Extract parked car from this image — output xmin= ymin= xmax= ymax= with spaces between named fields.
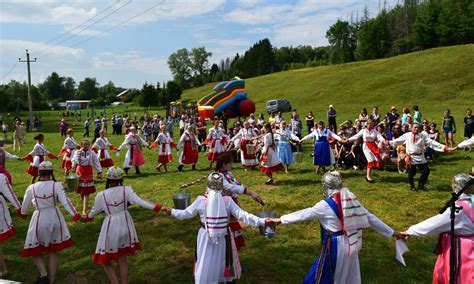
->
xmin=266 ymin=99 xmax=292 ymax=114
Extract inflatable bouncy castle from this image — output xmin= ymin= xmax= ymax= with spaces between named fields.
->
xmin=198 ymin=77 xmax=256 ymax=119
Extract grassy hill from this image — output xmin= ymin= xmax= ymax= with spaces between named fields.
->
xmin=183 ymin=44 xmax=474 ymax=124
xmin=2 ymin=45 xmax=473 ymax=283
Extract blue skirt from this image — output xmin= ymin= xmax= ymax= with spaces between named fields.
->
xmin=303 ymin=233 xmax=338 ymax=284
xmin=277 ymin=141 xmax=294 ymax=164
xmin=313 ymin=140 xmax=332 ymax=166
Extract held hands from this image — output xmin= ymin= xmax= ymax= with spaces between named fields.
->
xmin=394 ymin=231 xmax=409 ymax=240
xmin=264 ymin=217 xmax=281 ymax=226
xmin=445 ymin=146 xmax=457 ymax=153
xmin=17 ymin=208 xmax=27 ymax=219
xmin=161 ymin=206 xmax=172 ymax=215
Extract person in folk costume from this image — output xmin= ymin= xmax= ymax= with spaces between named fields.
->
xmin=275 ymin=120 xmax=300 ymax=173
xmin=347 ymin=119 xmax=386 ymax=183
xmin=72 ymin=139 xmax=102 ymax=216
xmin=117 ymin=126 xmax=148 ymax=175
xmin=268 ymin=171 xmax=404 ymax=284
xmin=389 ymin=123 xmax=456 ymax=191
xmin=0 ymin=173 xmax=25 ymax=278
xmin=230 ymin=121 xmax=259 ymax=171
xmin=300 ymin=121 xmax=343 ymax=174
xmin=177 ymin=124 xmax=201 ymax=172
xmin=151 ymin=124 xmax=175 ymax=173
xmin=58 ymin=128 xmax=80 ymax=176
xmin=402 ymin=173 xmax=474 ymax=284
xmin=163 ymin=173 xmax=269 ymax=284
xmin=92 ymin=129 xmax=116 ymax=169
xmin=0 ymin=138 xmax=21 ymax=185
xmin=215 ymin=154 xmax=264 ymax=251
xmin=259 ymin=123 xmax=284 ymax=184
xmin=20 ymin=161 xmax=81 ymax=284
xmin=23 ymin=134 xmax=58 ymax=184
xmin=81 ymin=167 xmax=167 ymax=284
xmin=457 ymin=136 xmax=474 ymax=150
xmin=205 ymin=118 xmax=229 ymax=170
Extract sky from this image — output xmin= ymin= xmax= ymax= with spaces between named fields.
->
xmin=0 ymin=0 xmax=399 ymax=89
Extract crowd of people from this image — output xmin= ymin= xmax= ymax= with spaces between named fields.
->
xmin=0 ymin=103 xmax=473 ymax=284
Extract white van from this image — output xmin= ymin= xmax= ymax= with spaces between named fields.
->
xmin=266 ymin=99 xmax=292 ymax=114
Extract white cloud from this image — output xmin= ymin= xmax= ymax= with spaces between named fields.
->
xmin=206 ymin=38 xmax=251 ymax=47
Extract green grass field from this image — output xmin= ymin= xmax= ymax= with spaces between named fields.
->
xmin=2 ymin=45 xmax=473 ymax=283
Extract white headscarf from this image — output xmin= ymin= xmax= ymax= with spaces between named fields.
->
xmin=205 ymin=173 xmax=228 ymax=244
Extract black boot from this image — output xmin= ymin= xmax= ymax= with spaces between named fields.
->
xmin=192 ymin=164 xmax=196 ymax=171
xmin=135 ymin=166 xmax=141 ymax=174
xmin=34 ymin=275 xmax=50 ymax=284
xmin=178 ymin=165 xmax=184 ymax=172
xmin=124 ymin=168 xmax=129 ymax=174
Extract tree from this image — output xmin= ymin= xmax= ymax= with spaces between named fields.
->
xmin=39 ymin=72 xmax=65 ymax=101
xmin=166 ymin=81 xmax=182 ymax=102
xmin=76 ymin=77 xmax=99 ymax=100
xmin=137 ymin=83 xmax=158 ymax=108
xmin=167 ymin=48 xmax=192 ymax=89
xmin=209 ymin=63 xmax=219 ymax=81
xmin=190 ymin=47 xmax=212 ymax=78
xmin=98 ymin=81 xmax=118 ymax=105
xmin=356 ymin=12 xmax=392 ymax=60
xmin=326 ymin=20 xmax=357 ymax=63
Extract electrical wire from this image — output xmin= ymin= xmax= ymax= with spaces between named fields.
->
xmin=1 ymin=61 xmax=19 ymax=81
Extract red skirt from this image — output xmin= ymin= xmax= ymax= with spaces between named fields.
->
xmin=0 ymin=227 xmax=15 ymax=242
xmin=158 ymin=154 xmax=172 ymax=164
xmin=240 ymin=139 xmax=257 ymax=160
xmin=76 ymin=165 xmax=96 ymax=195
xmin=131 ymin=145 xmax=145 ymax=167
xmin=26 ymin=155 xmax=45 ymax=177
xmin=100 ymin=159 xmax=114 ymax=168
xmin=260 ymin=163 xmax=284 ymax=174
xmin=92 ymin=242 xmax=142 ymax=264
xmin=365 ymin=141 xmax=382 ymax=169
xmin=181 ymin=140 xmax=198 ymax=165
xmin=21 ymin=238 xmax=73 ymax=257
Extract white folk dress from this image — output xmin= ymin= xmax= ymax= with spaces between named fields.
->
xmin=260 ymin=133 xmax=283 ymax=174
xmin=60 ymin=136 xmax=78 ymax=170
xmin=86 ymin=186 xmax=159 ymax=264
xmin=92 ymin=137 xmax=115 ymax=167
xmin=171 ymin=195 xmax=264 ymax=284
xmin=118 ymin=133 xmax=148 ymax=168
xmin=72 ymin=149 xmax=102 ymax=195
xmin=348 ymin=128 xmax=385 ymax=169
xmin=177 ymin=130 xmax=201 ymax=165
xmin=25 ymin=143 xmax=53 ymax=177
xmin=206 ymin=127 xmax=229 ymax=161
xmin=21 ymin=180 xmax=79 ymax=256
xmin=231 ymin=128 xmax=259 ymax=167
xmin=154 ymin=132 xmax=174 ymax=164
xmin=0 ymin=173 xmax=21 ymax=241
xmin=280 ymin=199 xmax=394 ymax=284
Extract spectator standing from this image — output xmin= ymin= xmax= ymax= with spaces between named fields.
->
xmin=401 ymin=107 xmax=411 ymax=125
xmin=464 ymin=108 xmax=474 ymax=139
xmin=290 ymin=113 xmax=303 ymax=139
xmin=441 ymin=109 xmax=456 ymax=147
xmin=83 ymin=119 xmax=90 ymax=137
xmin=305 ymin=111 xmax=315 ymax=134
xmin=327 ymin=105 xmax=337 ymax=130
xmin=13 ymin=120 xmax=26 ymax=151
xmin=371 ymin=107 xmax=381 ymax=127
xmin=1 ymin=122 xmax=8 ymax=140
xmin=167 ymin=116 xmax=174 ymax=138
xmin=358 ymin=108 xmax=369 ymax=127
xmin=59 ymin=119 xmax=68 ymax=138
xmin=101 ymin=116 xmax=108 ymax=133
xmin=197 ymin=117 xmax=207 ymax=152
xmin=257 ymin=113 xmax=265 ymax=129
xmin=413 ymin=105 xmax=422 ymax=125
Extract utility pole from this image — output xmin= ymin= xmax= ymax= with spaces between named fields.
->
xmin=19 ymin=49 xmax=36 ymax=132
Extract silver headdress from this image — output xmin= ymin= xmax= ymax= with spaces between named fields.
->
xmin=322 ymin=170 xmax=342 ymax=197
xmin=207 ymin=172 xmax=224 ymax=191
xmin=452 ymin=173 xmax=474 ymax=194
xmin=38 ymin=161 xmax=54 ymax=171
xmin=107 ymin=167 xmax=124 ymax=180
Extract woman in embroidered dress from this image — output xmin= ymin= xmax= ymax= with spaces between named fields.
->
xmin=205 ymin=119 xmax=229 ymax=170
xmin=92 ymin=130 xmax=116 ymax=168
xmin=152 ymin=124 xmax=175 ymax=173
xmin=59 ymin=128 xmax=79 ymax=176
xmin=259 ymin=123 xmax=283 ymax=184
xmin=21 ymin=161 xmax=80 ymax=284
xmin=300 ymin=121 xmax=343 ymax=174
xmin=401 ymin=173 xmax=473 ymax=284
xmin=72 ymin=139 xmax=102 ymax=216
xmin=177 ymin=124 xmax=201 ymax=172
xmin=275 ymin=121 xmax=300 ymax=173
xmin=117 ymin=126 xmax=148 ymax=175
xmin=231 ymin=121 xmax=259 ymax=171
xmin=347 ymin=119 xmax=386 ymax=183
xmin=23 ymin=134 xmax=58 ymax=184
xmin=0 ymin=138 xmax=21 ymax=185
xmin=163 ymin=173 xmax=267 ymax=284
xmin=82 ymin=167 xmax=166 ymax=284
xmin=268 ymin=171 xmax=402 ymax=284
xmin=0 ymin=173 xmax=25 ymax=278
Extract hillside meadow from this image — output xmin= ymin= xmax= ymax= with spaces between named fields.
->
xmin=1 ymin=45 xmax=473 ymax=283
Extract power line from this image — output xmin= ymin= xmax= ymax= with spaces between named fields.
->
xmin=30 ymin=0 xmax=121 ymax=53
xmin=42 ymin=0 xmax=166 ymax=57
xmin=1 ymin=61 xmax=19 ymax=81
xmin=35 ymin=0 xmax=132 ymax=56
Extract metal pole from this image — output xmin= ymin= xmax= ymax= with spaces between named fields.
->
xmin=19 ymin=49 xmax=36 ymax=131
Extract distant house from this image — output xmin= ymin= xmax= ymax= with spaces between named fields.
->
xmin=117 ymin=89 xmax=130 ymax=102
xmin=65 ymin=100 xmax=91 ymax=110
